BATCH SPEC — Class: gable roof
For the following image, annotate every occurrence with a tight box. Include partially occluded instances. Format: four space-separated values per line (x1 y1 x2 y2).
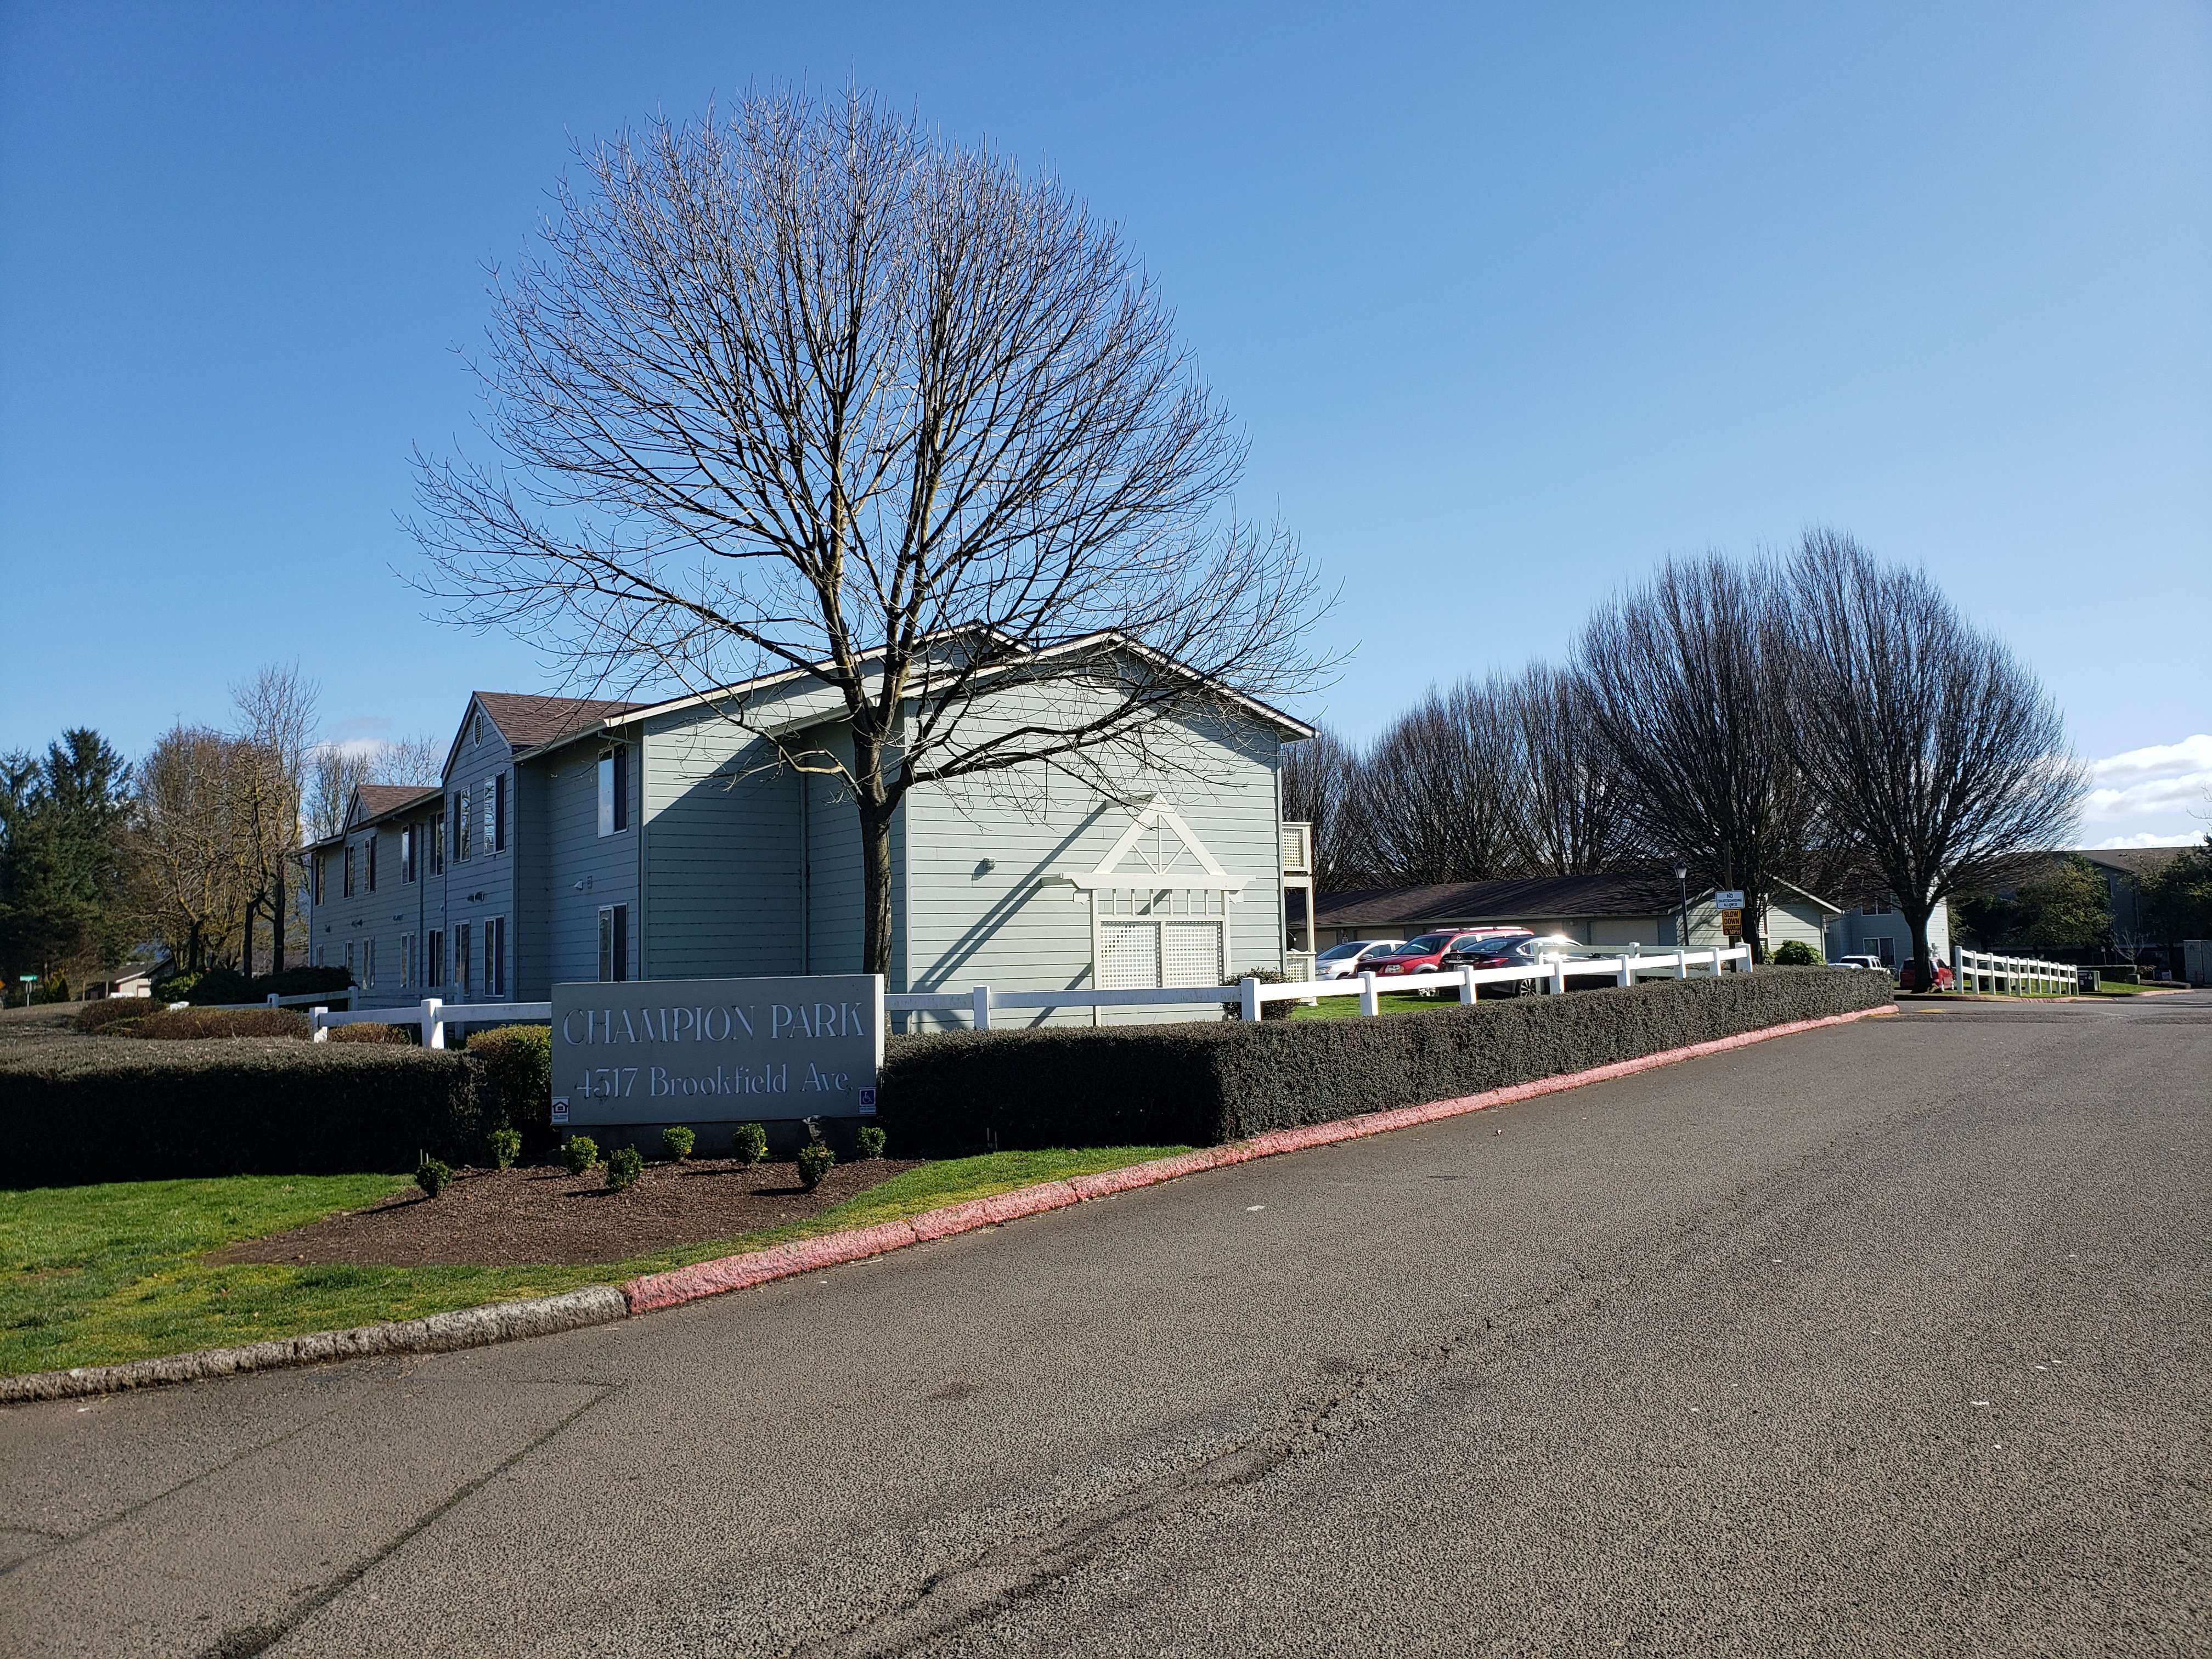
2068 845 2192 881
1315 870 1839 930
352 783 442 823
472 691 647 752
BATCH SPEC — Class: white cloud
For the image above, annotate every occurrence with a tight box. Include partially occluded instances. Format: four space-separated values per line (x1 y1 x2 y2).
2090 734 2212 785
2090 831 2203 849
2083 773 2212 821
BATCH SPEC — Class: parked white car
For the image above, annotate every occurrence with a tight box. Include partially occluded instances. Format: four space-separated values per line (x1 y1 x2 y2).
1313 940 1407 979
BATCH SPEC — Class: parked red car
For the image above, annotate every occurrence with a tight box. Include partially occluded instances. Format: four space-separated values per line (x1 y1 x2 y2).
1367 929 1534 984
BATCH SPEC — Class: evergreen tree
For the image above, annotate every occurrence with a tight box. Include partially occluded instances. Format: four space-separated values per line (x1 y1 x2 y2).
0 729 136 995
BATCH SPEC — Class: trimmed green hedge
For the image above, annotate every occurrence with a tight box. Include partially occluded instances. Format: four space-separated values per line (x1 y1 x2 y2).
880 967 1892 1152
0 1040 485 1186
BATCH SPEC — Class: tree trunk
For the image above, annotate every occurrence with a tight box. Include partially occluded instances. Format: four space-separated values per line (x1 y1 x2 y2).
1903 902 1937 993
270 871 289 975
857 797 895 979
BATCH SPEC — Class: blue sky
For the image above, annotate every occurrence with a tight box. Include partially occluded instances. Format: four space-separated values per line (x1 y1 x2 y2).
3 2 2207 844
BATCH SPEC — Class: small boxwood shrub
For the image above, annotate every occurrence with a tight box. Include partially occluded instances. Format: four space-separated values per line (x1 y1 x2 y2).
605 1144 644 1191
796 1139 835 1190
660 1125 696 1160
562 1135 601 1175
488 1125 522 1169
466 1025 554 1152
0 1040 485 1184
74 998 159 1034
415 1156 453 1198
855 1124 887 1160
1771 940 1820 966
1223 967 1294 1020
881 967 1893 1153
732 1122 768 1164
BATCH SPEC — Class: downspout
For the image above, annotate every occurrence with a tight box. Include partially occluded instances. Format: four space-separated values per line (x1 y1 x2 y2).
633 723 648 982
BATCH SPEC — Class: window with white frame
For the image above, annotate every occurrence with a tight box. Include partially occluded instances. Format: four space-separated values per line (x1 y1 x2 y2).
483 916 507 997
597 904 628 981
597 748 629 836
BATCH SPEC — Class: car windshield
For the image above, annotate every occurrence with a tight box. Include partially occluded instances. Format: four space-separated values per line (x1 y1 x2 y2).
1399 934 1455 954
1317 943 1366 962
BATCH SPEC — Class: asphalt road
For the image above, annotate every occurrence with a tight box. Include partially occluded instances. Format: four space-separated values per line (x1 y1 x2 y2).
4 992 2208 1658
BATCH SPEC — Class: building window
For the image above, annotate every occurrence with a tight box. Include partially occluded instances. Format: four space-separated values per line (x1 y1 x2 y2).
473 713 483 746
400 826 415 884
598 749 628 836
456 792 471 861
312 853 325 906
313 945 323 968
425 928 444 988
364 937 377 989
1862 901 1892 916
455 922 472 995
598 905 628 982
365 833 377 893
1870 935 1896 967
431 812 445 876
343 845 356 898
400 933 415 988
484 916 507 997
344 941 356 980
493 772 508 853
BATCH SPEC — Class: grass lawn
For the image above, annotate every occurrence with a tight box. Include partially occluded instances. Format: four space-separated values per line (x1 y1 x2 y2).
2090 980 2160 995
0 1146 1186 1379
1290 990 1476 1019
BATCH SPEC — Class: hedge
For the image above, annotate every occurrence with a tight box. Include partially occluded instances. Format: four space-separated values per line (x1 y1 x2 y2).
0 1040 486 1186
879 966 1892 1153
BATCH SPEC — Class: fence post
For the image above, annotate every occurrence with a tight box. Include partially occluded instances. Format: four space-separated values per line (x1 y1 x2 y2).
266 993 280 1008
1240 977 1262 1023
1358 971 1380 1018
421 997 444 1049
972 984 992 1031
310 1006 328 1043
1550 955 1567 996
1615 951 1634 988
1458 964 1477 1006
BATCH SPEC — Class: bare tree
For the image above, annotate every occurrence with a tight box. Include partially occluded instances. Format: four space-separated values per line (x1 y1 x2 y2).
410 87 1324 974
1280 724 1369 889
374 733 447 787
131 724 254 975
1572 554 1815 960
1357 678 1527 885
232 664 318 974
1784 531 2085 990
1506 663 1637 874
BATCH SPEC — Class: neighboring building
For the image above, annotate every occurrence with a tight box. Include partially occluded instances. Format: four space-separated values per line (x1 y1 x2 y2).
2066 847 2188 945
1314 871 1840 955
302 651 1309 1028
1822 893 1953 970
82 965 156 1000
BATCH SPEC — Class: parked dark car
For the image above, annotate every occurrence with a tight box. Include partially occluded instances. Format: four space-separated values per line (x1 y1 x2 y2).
1369 928 1534 991
1442 932 1566 996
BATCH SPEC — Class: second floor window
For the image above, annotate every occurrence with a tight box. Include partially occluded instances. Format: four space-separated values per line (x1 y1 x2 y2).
456 792 471 861
597 748 629 836
342 845 355 898
431 812 446 875
365 834 377 893
312 854 324 906
400 826 415 883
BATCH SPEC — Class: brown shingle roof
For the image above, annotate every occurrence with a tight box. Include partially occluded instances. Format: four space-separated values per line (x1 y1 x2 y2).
353 783 442 820
1316 871 1692 930
2068 846 2193 880
473 691 646 751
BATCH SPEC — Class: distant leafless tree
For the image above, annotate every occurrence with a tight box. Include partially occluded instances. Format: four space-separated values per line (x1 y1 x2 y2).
1572 555 1815 960
131 725 254 975
1359 678 1525 885
1506 663 1637 874
232 665 318 973
410 87 1325 974
1280 725 1370 889
1784 531 2085 989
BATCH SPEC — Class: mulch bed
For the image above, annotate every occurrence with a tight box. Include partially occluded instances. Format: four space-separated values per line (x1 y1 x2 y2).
211 1155 924 1268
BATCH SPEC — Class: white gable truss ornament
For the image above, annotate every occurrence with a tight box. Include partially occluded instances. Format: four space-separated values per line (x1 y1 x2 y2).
1064 798 1248 898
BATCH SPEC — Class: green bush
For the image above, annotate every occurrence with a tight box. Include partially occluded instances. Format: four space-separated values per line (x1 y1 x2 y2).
488 1125 522 1169
880 967 1894 1153
161 964 353 1005
466 1025 554 1152
562 1135 601 1176
0 1039 486 1184
110 1006 310 1041
1222 967 1294 1020
795 1139 835 1190
732 1122 768 1164
605 1144 644 1191
660 1125 696 1160
415 1156 453 1198
74 998 158 1034
1771 940 1820 966
330 1022 414 1045
855 1124 887 1160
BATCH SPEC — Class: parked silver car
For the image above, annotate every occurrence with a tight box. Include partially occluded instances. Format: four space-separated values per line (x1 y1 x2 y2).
1313 939 1407 979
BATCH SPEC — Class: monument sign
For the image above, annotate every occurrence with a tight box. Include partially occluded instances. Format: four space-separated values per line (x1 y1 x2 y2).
550 974 883 1128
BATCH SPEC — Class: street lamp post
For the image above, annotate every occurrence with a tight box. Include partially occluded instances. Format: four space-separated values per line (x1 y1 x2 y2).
1674 862 1690 953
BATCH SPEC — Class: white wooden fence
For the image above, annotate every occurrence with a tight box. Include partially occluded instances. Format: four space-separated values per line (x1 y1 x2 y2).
300 946 1752 1042
1950 946 2074 997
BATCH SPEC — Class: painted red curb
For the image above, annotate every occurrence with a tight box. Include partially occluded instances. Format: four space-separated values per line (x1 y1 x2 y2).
620 1002 1887 1316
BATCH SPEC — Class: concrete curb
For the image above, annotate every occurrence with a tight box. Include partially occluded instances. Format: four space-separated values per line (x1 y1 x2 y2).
0 1285 627 1404
5 1002 1886 1401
